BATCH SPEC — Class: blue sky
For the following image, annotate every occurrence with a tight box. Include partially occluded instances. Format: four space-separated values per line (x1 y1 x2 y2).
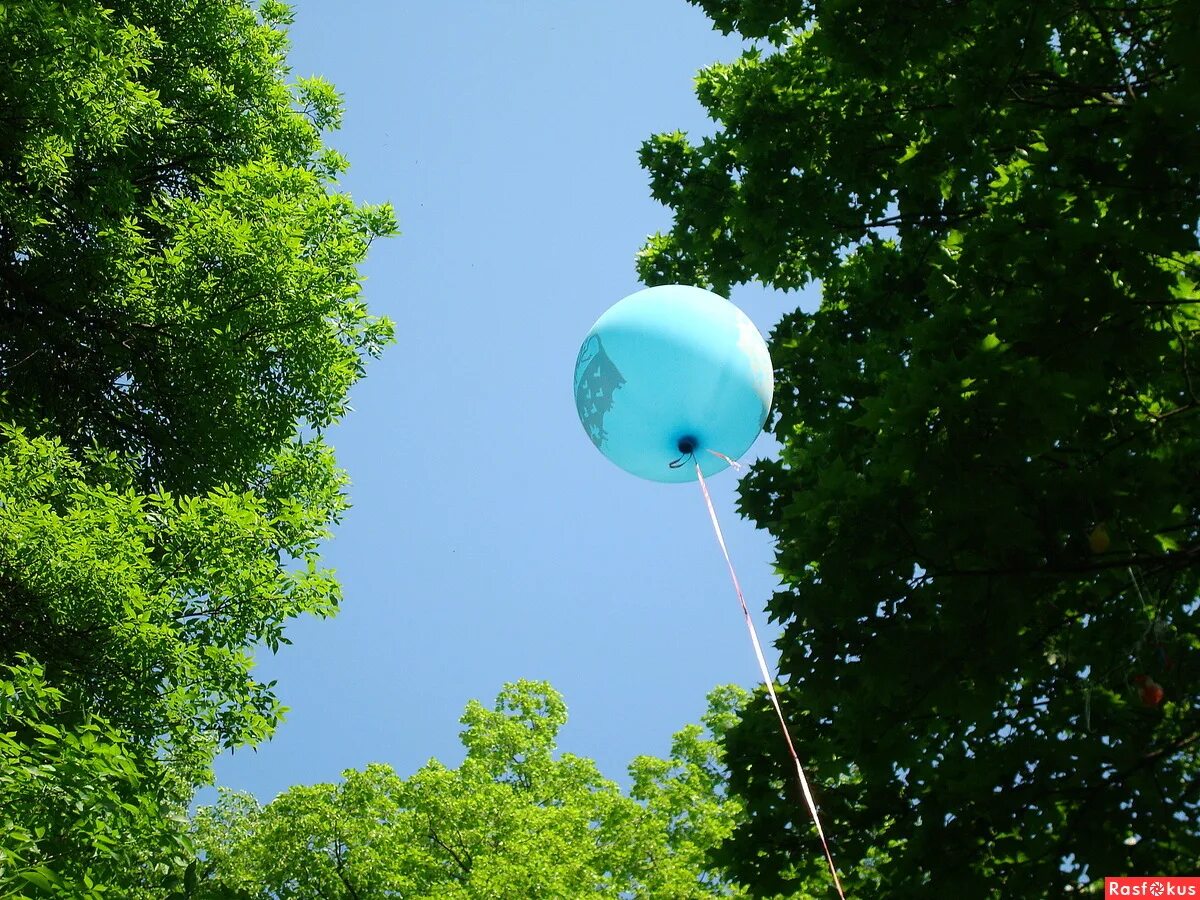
202 0 820 803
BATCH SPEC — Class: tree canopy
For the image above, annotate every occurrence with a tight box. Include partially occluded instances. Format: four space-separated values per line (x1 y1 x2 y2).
0 1 393 893
639 0 1199 895
0 0 394 495
193 682 752 900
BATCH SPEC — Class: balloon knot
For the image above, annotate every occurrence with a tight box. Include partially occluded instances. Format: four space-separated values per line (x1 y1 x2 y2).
669 435 698 469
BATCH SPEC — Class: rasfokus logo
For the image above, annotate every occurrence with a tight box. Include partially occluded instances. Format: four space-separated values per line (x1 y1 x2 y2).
1105 878 1200 896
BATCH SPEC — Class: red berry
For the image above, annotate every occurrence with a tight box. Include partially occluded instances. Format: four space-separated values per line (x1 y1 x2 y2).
1140 680 1164 708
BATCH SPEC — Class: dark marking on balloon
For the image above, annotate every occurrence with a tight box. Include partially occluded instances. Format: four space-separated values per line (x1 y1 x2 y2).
574 335 625 450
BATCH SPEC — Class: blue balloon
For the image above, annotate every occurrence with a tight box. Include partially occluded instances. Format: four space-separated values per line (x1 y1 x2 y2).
573 285 773 483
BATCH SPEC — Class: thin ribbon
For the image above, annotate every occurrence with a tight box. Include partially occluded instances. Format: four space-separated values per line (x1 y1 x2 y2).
695 461 847 900
706 448 742 471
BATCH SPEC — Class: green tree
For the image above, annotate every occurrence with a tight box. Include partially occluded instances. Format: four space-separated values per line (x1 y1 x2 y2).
0 0 393 892
192 682 752 899
638 0 1199 895
0 655 192 899
0 0 394 494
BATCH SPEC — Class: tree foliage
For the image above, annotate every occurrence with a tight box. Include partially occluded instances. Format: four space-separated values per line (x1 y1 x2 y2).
0 0 393 892
192 682 752 899
0 0 394 494
0 656 192 899
639 0 1200 894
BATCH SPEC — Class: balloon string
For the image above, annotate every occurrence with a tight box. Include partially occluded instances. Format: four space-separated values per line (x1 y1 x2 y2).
694 462 847 900
706 449 742 471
